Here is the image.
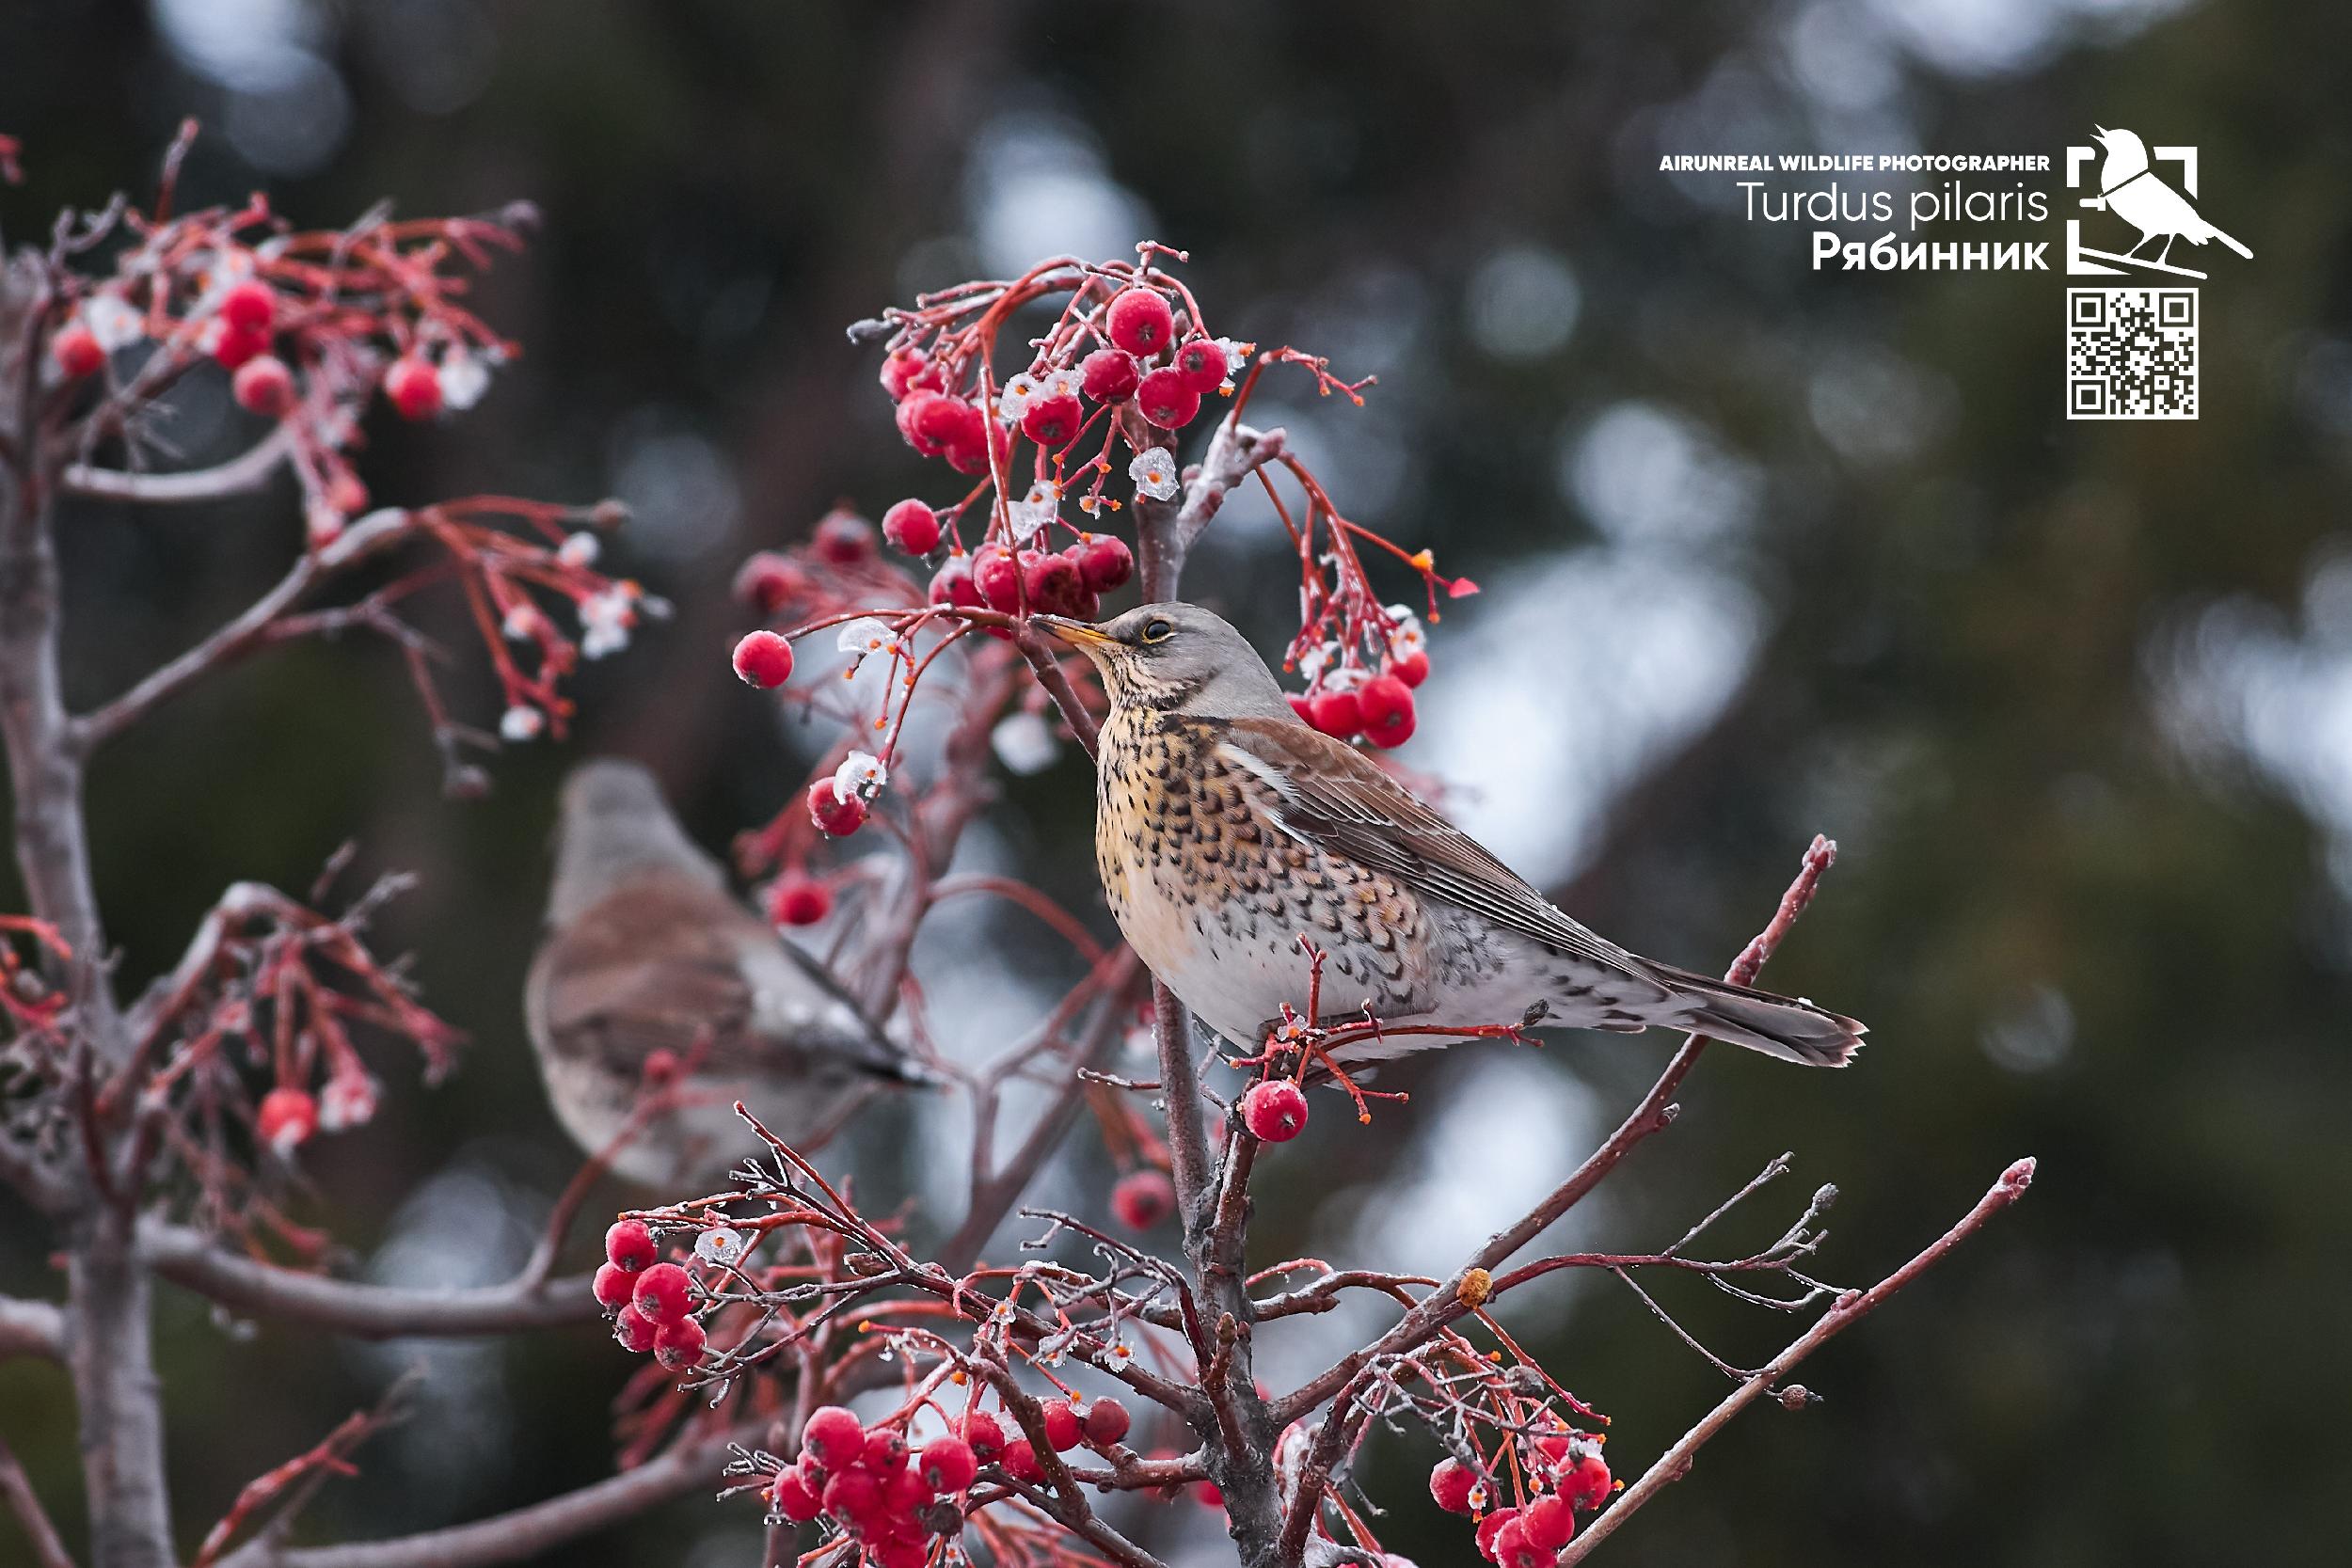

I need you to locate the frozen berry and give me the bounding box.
[1489,1520,1545,1568]
[232,355,296,418]
[1021,393,1085,450]
[1356,674,1416,749]
[972,545,1022,613]
[631,1262,692,1323]
[771,1466,822,1523]
[1024,551,1086,616]
[1077,534,1134,593]
[52,325,104,380]
[612,1305,659,1354]
[807,778,867,837]
[1308,689,1363,739]
[1172,337,1230,393]
[733,551,804,614]
[866,1428,912,1471]
[882,499,941,556]
[256,1087,318,1154]
[1040,1400,1083,1452]
[879,347,935,402]
[768,873,832,927]
[945,420,1009,478]
[606,1218,658,1272]
[384,356,442,420]
[1474,1507,1519,1561]
[917,1435,977,1494]
[592,1263,636,1310]
[820,1467,884,1528]
[1135,367,1200,430]
[220,279,278,335]
[1240,1079,1309,1143]
[1520,1495,1577,1551]
[868,1538,928,1568]
[1428,1458,1476,1514]
[913,393,984,455]
[813,509,875,566]
[802,1405,867,1469]
[1562,1452,1612,1511]
[1081,1398,1131,1448]
[1105,288,1175,356]
[1287,693,1316,724]
[998,1439,1043,1483]
[654,1314,706,1370]
[213,326,269,372]
[732,630,795,689]
[1080,347,1141,403]
[929,557,982,610]
[1388,649,1430,688]
[952,1410,1006,1462]
[1110,1169,1175,1230]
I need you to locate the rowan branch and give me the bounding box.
[60,424,294,504]
[0,1296,64,1363]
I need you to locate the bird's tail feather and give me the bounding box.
[1644,963,1867,1068]
[2212,227,2252,259]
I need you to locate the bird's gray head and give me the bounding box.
[2090,126,2150,175]
[1036,603,1295,721]
[548,758,720,925]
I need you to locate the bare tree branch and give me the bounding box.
[0,1296,64,1363]
[61,424,294,503]
[0,1430,77,1568]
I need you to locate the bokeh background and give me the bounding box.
[5,1,2350,1565]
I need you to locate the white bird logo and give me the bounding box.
[2080,127,2251,271]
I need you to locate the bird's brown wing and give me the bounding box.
[1216,717,1663,995]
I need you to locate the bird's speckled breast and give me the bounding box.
[1094,707,1435,1043]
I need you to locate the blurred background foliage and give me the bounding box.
[4,1,2350,1564]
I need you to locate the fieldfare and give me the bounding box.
[528,758,922,1186]
[1038,605,1864,1069]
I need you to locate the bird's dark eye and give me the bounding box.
[1139,617,1174,643]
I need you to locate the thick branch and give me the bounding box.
[140,1223,602,1340]
[61,425,294,504]
[0,1295,63,1362]
[1556,1158,2038,1563]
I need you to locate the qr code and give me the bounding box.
[2067,288,2197,420]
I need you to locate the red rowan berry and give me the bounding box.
[929,557,982,610]
[1078,534,1134,592]
[1040,1400,1082,1452]
[612,1305,659,1354]
[771,1466,822,1523]
[732,629,795,689]
[640,1050,680,1089]
[592,1263,635,1310]
[945,420,1009,477]
[813,509,876,565]
[385,356,442,419]
[213,326,269,372]
[654,1314,706,1369]
[868,1537,928,1568]
[632,1262,692,1323]
[808,778,867,837]
[256,1087,318,1153]
[1428,1458,1476,1514]
[1520,1495,1577,1550]
[1105,288,1175,356]
[1195,1480,1224,1508]
[1490,1520,1545,1568]
[879,347,935,402]
[897,390,946,454]
[820,1467,884,1528]
[952,1410,1006,1461]
[881,1461,931,1513]
[326,471,369,515]
[1309,689,1363,739]
[768,873,831,927]
[232,355,296,418]
[1533,1433,1572,1471]
[1287,693,1316,724]
[1563,1452,1612,1511]
[803,1406,867,1469]
[913,394,984,454]
[1136,367,1200,429]
[220,280,278,334]
[1022,393,1085,450]
[998,1439,1043,1483]
[1389,649,1430,688]
[1024,551,1086,616]
[52,325,104,379]
[1172,337,1230,393]
[1109,1168,1175,1230]
[733,552,803,614]
[917,1435,977,1494]
[1081,1398,1131,1448]
[971,545,1022,613]
[864,1428,911,1472]
[1356,674,1416,748]
[605,1218,658,1272]
[1474,1507,1519,1561]
[1080,346,1141,403]
[882,499,942,556]
[1240,1079,1309,1142]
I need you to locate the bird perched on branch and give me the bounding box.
[1038,605,1865,1069]
[2082,127,2251,267]
[527,758,922,1186]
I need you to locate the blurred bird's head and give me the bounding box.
[548,757,720,925]
[1035,603,1293,721]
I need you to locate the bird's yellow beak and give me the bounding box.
[1031,614,1116,652]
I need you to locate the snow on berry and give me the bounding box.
[1135,367,1200,430]
[605,1218,658,1272]
[500,705,544,743]
[834,617,903,669]
[630,1261,693,1323]
[1104,287,1175,356]
[1474,1507,1519,1561]
[1520,1495,1577,1551]
[1562,1451,1613,1511]
[917,1435,978,1495]
[1080,346,1141,403]
[1428,1458,1477,1514]
[834,750,889,803]
[255,1087,318,1154]
[1241,1079,1310,1142]
[808,778,867,836]
[1021,392,1085,449]
[767,873,832,927]
[52,325,105,379]
[802,1405,867,1468]
[384,355,443,419]
[653,1314,707,1370]
[882,499,942,556]
[732,629,795,689]
[1110,1168,1175,1230]
[557,531,601,567]
[612,1305,659,1354]
[1128,447,1180,501]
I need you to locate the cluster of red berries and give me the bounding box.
[1428,1435,1613,1567]
[593,1220,708,1370]
[1287,648,1428,750]
[928,531,1134,622]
